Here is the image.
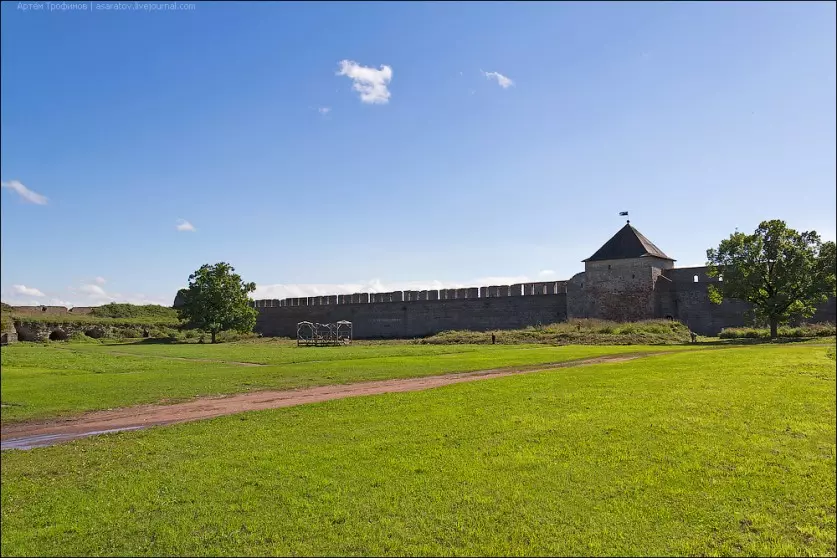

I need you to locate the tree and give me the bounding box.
[176,262,258,343]
[706,220,836,339]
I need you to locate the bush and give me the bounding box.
[719,323,836,339]
[114,327,143,339]
[214,330,260,343]
[90,303,179,320]
[417,319,692,346]
[69,331,100,344]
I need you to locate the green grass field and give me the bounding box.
[0,341,695,423]
[1,344,834,556]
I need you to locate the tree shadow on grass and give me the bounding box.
[118,337,183,345]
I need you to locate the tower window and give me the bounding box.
[694,275,699,283]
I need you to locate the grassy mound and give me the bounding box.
[89,303,179,320]
[719,323,835,339]
[417,319,692,345]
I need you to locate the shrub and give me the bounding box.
[215,330,260,343]
[114,327,143,339]
[69,331,100,343]
[90,303,179,320]
[720,323,836,339]
[417,319,692,346]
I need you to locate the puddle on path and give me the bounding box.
[2,426,145,451]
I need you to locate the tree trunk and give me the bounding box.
[769,318,778,340]
[211,329,217,344]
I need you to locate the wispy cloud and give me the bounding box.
[94,276,107,285]
[251,275,545,300]
[68,283,168,307]
[336,60,393,104]
[481,70,514,89]
[538,269,556,278]
[12,284,45,297]
[176,219,196,232]
[79,284,108,297]
[1,180,48,205]
[2,282,169,308]
[318,107,331,115]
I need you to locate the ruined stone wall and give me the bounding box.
[253,286,567,339]
[11,305,71,315]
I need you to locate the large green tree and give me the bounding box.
[706,220,836,338]
[177,262,258,343]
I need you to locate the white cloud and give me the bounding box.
[318,107,331,115]
[2,282,170,308]
[12,284,45,297]
[79,284,108,297]
[336,60,393,104]
[538,269,556,278]
[1,180,48,205]
[481,70,514,89]
[176,219,196,232]
[251,275,542,300]
[94,276,107,285]
[68,283,168,307]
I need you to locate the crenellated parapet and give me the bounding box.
[249,281,569,308]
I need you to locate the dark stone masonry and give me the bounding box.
[245,223,836,338]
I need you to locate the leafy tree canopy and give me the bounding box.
[706,219,836,338]
[176,262,257,343]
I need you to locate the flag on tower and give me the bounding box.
[619,211,629,216]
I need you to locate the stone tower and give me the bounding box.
[566,222,675,321]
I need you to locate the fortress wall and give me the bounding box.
[664,266,721,285]
[657,276,835,335]
[255,294,568,339]
[68,306,95,314]
[249,260,835,339]
[810,296,837,324]
[664,282,750,335]
[11,305,71,315]
[571,259,664,321]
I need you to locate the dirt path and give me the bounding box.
[1,352,661,450]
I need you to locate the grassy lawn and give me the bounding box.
[2,344,834,556]
[0,342,696,424]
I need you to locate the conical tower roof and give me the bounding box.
[583,222,674,262]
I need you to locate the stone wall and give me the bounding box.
[11,305,73,315]
[11,320,99,342]
[567,257,674,321]
[254,294,567,339]
[658,266,836,335]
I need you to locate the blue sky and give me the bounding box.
[1,1,835,307]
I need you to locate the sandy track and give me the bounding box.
[1,352,658,450]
